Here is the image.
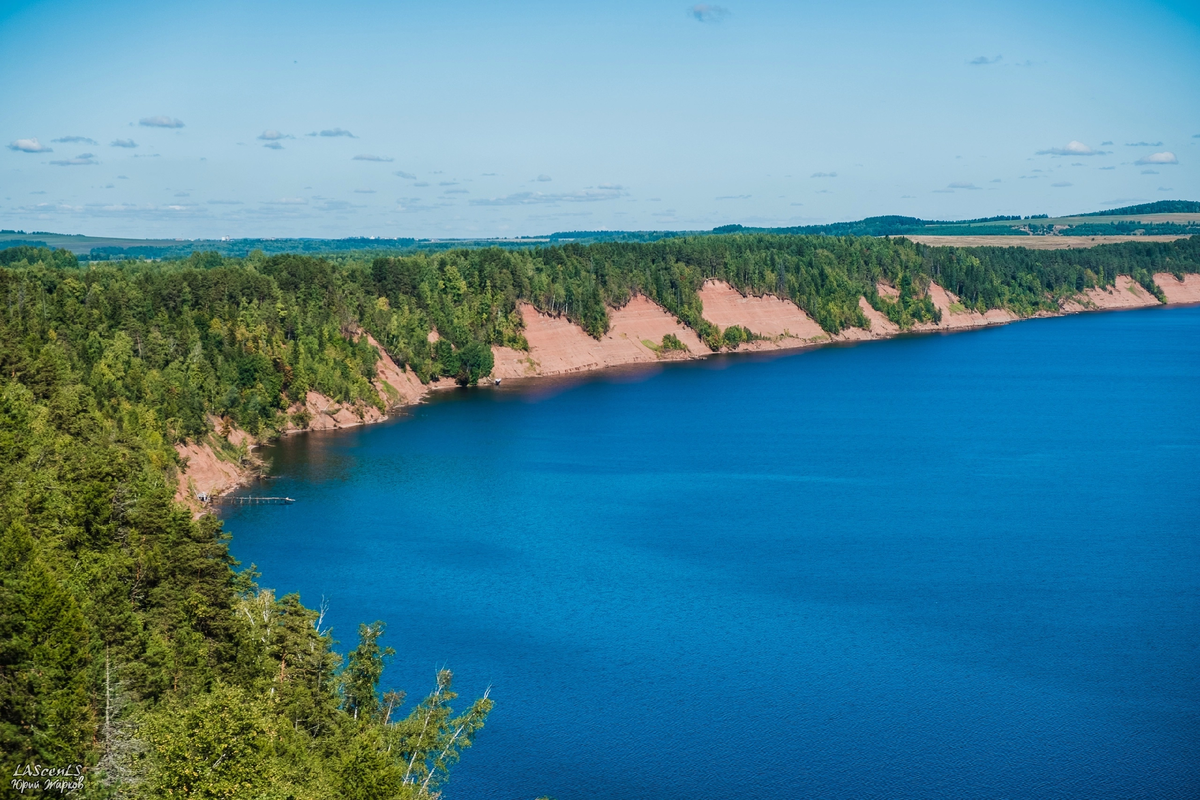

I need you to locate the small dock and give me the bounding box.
[210,495,295,506]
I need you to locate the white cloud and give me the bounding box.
[536,174,552,182]
[1037,141,1105,156]
[263,142,284,150]
[49,153,98,166]
[52,135,96,145]
[265,197,308,205]
[469,188,623,206]
[948,182,981,190]
[353,154,393,162]
[139,116,184,128]
[394,171,417,179]
[690,4,729,23]
[258,130,293,141]
[811,171,837,178]
[1125,141,1162,147]
[8,138,52,153]
[1134,152,1178,165]
[110,139,138,148]
[969,55,1002,65]
[308,128,356,138]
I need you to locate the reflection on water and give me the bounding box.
[225,307,1200,800]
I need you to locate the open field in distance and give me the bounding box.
[902,234,1193,249]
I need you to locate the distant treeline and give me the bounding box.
[2,232,1198,796]
[1080,200,1200,217]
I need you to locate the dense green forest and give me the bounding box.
[1,231,1197,796]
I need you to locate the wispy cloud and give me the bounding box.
[8,138,52,153]
[264,197,308,205]
[716,194,751,200]
[536,174,552,182]
[690,4,729,23]
[811,171,837,178]
[139,116,184,128]
[308,128,356,138]
[1125,141,1162,147]
[394,171,416,179]
[469,188,623,206]
[263,142,284,150]
[438,181,458,186]
[52,135,96,145]
[969,55,1002,65]
[1100,141,1113,146]
[1037,141,1105,156]
[174,192,189,197]
[1141,169,1159,175]
[1051,182,1072,187]
[1158,187,1174,192]
[49,152,97,166]
[207,199,243,205]
[413,181,430,187]
[1135,151,1178,165]
[444,188,469,194]
[258,130,293,141]
[110,138,138,148]
[948,182,982,190]
[353,154,393,162]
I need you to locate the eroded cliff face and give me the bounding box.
[491,296,704,379]
[1080,275,1160,310]
[697,280,830,350]
[176,334,431,507]
[179,273,1197,508]
[1154,273,1200,305]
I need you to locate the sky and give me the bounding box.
[2,0,1198,239]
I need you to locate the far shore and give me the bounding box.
[177,272,1200,510]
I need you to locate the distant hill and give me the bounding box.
[2,201,1195,260]
[1079,200,1200,217]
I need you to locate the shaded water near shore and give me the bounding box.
[225,307,1200,799]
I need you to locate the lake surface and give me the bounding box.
[225,307,1200,799]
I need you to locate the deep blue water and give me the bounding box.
[225,307,1200,799]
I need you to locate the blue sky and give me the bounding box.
[2,0,1198,238]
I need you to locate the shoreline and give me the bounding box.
[176,272,1200,510]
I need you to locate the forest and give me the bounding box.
[2,231,1198,797]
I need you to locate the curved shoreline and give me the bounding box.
[176,272,1200,509]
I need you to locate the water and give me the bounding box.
[225,307,1200,799]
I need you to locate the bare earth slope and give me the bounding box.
[915,284,1017,331]
[1154,273,1200,305]
[182,272,1200,506]
[698,280,829,350]
[1083,276,1159,309]
[492,296,703,378]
